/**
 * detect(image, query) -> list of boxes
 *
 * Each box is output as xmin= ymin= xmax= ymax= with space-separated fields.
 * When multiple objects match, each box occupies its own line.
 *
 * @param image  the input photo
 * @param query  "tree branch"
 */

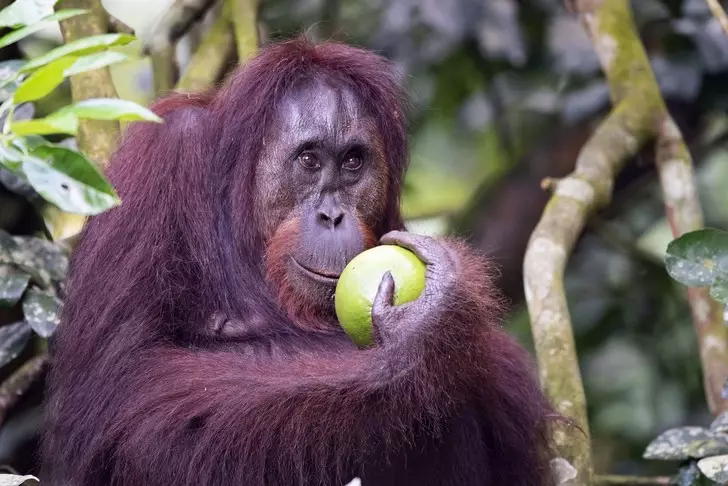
xmin=594 ymin=475 xmax=671 ymax=486
xmin=150 ymin=47 xmax=177 ymax=96
xmin=55 ymin=0 xmax=120 ymax=167
xmin=107 ymin=14 xmax=133 ymax=34
xmin=707 ymin=0 xmax=728 ymax=36
xmin=228 ymin=0 xmax=259 ymax=62
xmin=0 ymin=354 xmax=49 ymax=427
xmin=524 ymin=1 xmax=666 ymax=482
xmin=145 ymin=0 xmax=220 ymax=96
xmin=176 ymin=9 xmax=234 ymax=91
xmin=145 ymin=0 xmax=218 ymax=54
xmin=655 ymin=116 xmax=728 ymax=414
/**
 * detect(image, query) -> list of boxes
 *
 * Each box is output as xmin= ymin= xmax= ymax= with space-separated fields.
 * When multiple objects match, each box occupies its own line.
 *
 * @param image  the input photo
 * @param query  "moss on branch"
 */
xmin=228 ymin=0 xmax=259 ymax=63
xmin=151 ymin=47 xmax=177 ymax=96
xmin=176 ymin=12 xmax=235 ymax=91
xmin=594 ymin=475 xmax=671 ymax=486
xmin=523 ymin=1 xmax=671 ymax=483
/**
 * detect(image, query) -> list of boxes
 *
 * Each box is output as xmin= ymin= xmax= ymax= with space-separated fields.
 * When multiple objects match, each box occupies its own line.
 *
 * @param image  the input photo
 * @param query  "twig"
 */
xmin=0 ymin=354 xmax=49 ymax=427
xmin=707 ymin=0 xmax=728 ymax=36
xmin=524 ymin=1 xmax=665 ymax=483
xmin=176 ymin=9 xmax=234 ymax=91
xmin=228 ymin=0 xmax=259 ymax=63
xmin=594 ymin=475 xmax=671 ymax=486
xmin=55 ymin=0 xmax=120 ymax=168
xmin=655 ymin=116 xmax=728 ymax=414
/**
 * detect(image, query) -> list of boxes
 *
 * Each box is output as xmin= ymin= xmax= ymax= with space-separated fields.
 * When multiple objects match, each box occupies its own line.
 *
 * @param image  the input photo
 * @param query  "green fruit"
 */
xmin=334 ymin=244 xmax=426 ymax=348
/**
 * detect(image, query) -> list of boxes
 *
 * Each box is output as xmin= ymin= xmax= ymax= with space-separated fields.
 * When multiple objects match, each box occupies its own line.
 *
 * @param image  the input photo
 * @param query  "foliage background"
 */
xmin=1 ymin=0 xmax=728 ymax=482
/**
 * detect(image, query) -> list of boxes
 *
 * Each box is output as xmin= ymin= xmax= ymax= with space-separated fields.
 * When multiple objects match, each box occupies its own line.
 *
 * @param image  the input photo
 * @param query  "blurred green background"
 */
xmin=2 ymin=0 xmax=728 ymax=480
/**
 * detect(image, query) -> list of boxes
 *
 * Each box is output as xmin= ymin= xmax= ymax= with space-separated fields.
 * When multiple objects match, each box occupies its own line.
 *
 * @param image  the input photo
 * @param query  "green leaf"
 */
xmin=1 ymin=232 xmax=68 ymax=286
xmin=0 ymin=321 xmax=32 ymax=368
xmin=0 ymin=473 xmax=39 ymax=486
xmin=11 ymin=110 xmax=78 ymax=136
xmin=14 ymin=51 xmax=131 ymax=103
xmin=64 ymin=98 xmax=162 ymax=123
xmin=0 ymin=143 xmax=26 ymax=171
xmin=698 ymin=454 xmax=728 ymax=483
xmin=20 ymin=33 xmax=135 ymax=72
xmin=64 ymin=51 xmax=129 ymax=76
xmin=22 ymin=144 xmax=120 ymax=215
xmin=710 ymin=278 xmax=728 ymax=304
xmin=22 ymin=287 xmax=60 ymax=338
xmin=0 ymin=0 xmax=59 ymax=27
xmin=0 ymin=267 xmax=31 ymax=307
xmin=13 ymin=57 xmax=76 ymax=103
xmin=643 ymin=426 xmax=728 ymax=461
xmin=0 ymin=229 xmax=19 ymax=264
xmin=0 ymin=9 xmax=88 ymax=49
xmin=711 ymin=411 xmax=728 ymax=435
xmin=665 ymin=229 xmax=728 ymax=288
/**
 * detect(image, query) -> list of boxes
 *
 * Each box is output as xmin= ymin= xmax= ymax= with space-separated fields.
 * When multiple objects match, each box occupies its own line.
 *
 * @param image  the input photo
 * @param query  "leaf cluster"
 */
xmin=639 ymin=228 xmax=728 ymax=484
xmin=0 ymin=0 xmax=162 ymax=217
xmin=665 ymin=228 xmax=728 ymax=306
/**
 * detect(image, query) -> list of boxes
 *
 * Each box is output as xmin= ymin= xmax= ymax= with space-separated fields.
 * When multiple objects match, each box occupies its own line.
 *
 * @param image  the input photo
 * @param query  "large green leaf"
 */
xmin=0 ymin=267 xmax=30 ymax=307
xmin=2 ymin=233 xmax=68 ymax=286
xmin=0 ymin=0 xmax=58 ymax=27
xmin=643 ymin=426 xmax=728 ymax=460
xmin=0 ymin=473 xmax=39 ymax=486
xmin=11 ymin=96 xmax=160 ymax=135
xmin=14 ymin=51 xmax=131 ymax=103
xmin=13 ymin=56 xmax=77 ymax=103
xmin=64 ymin=98 xmax=162 ymax=123
xmin=11 ymin=109 xmax=78 ymax=135
xmin=20 ymin=33 xmax=135 ymax=72
xmin=698 ymin=454 xmax=728 ymax=483
xmin=64 ymin=50 xmax=129 ymax=76
xmin=22 ymin=287 xmax=60 ymax=338
xmin=0 ymin=321 xmax=32 ymax=368
xmin=22 ymin=144 xmax=120 ymax=215
xmin=0 ymin=143 xmax=26 ymax=171
xmin=665 ymin=229 xmax=728 ymax=287
xmin=710 ymin=278 xmax=728 ymax=304
xmin=0 ymin=9 xmax=88 ymax=49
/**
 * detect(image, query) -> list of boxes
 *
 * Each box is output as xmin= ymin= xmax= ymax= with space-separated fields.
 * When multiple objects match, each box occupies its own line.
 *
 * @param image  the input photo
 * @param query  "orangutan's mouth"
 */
xmin=290 ymin=257 xmax=340 ymax=284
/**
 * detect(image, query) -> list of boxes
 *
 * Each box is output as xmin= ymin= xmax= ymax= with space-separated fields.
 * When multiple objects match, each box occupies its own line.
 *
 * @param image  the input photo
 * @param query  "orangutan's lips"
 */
xmin=290 ymin=257 xmax=340 ymax=283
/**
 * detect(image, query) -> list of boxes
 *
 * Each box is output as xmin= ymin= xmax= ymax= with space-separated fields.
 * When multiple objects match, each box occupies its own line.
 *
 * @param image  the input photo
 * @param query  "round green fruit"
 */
xmin=334 ymin=244 xmax=426 ymax=348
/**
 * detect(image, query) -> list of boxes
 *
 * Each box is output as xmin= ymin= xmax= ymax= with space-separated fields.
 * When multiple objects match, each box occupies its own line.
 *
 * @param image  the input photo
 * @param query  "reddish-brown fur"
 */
xmin=265 ymin=217 xmax=377 ymax=331
xmin=41 ymin=38 xmax=557 ymax=485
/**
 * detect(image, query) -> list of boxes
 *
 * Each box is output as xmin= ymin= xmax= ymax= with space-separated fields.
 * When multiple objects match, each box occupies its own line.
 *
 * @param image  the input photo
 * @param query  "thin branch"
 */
xmin=0 ymin=354 xmax=49 ymax=427
xmin=707 ymin=0 xmax=728 ymax=36
xmin=55 ymin=0 xmax=120 ymax=168
xmin=228 ymin=0 xmax=259 ymax=62
xmin=145 ymin=0 xmax=220 ymax=96
xmin=594 ymin=475 xmax=671 ymax=486
xmin=150 ymin=47 xmax=177 ymax=96
xmin=176 ymin=10 xmax=234 ymax=91
xmin=144 ymin=0 xmax=219 ymax=54
xmin=655 ymin=116 xmax=728 ymax=414
xmin=107 ymin=14 xmax=133 ymax=34
xmin=524 ymin=1 xmax=666 ymax=482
